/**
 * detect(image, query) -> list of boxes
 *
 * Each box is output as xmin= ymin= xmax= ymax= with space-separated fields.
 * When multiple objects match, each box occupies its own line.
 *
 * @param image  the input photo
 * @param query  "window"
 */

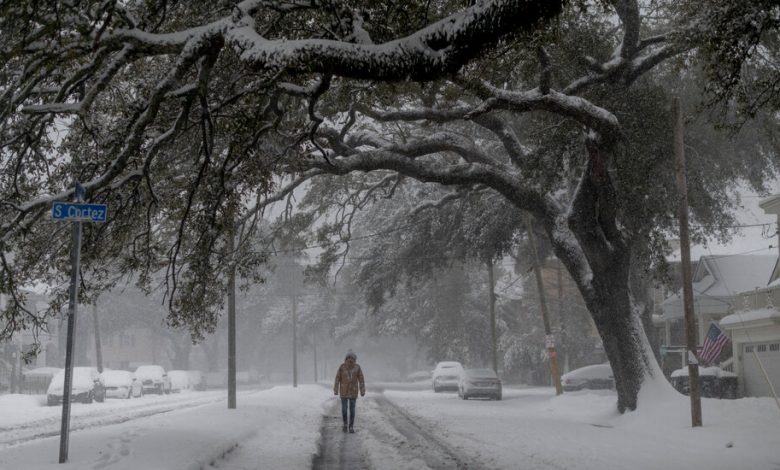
xmin=757 ymin=344 xmax=767 ymax=352
xmin=770 ymin=343 xmax=779 ymax=352
xmin=745 ymin=345 xmax=754 ymax=353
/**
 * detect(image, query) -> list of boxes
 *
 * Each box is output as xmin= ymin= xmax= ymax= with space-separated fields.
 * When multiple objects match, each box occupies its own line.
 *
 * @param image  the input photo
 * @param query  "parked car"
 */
xmin=670 ymin=366 xmax=738 ymax=399
xmin=432 ymin=361 xmax=463 ymax=392
xmin=187 ymin=370 xmax=206 ymax=391
xmin=47 ymin=367 xmax=105 ymax=405
xmin=168 ymin=370 xmax=190 ymax=393
xmin=101 ymin=370 xmax=143 ymax=399
xmin=133 ymin=365 xmax=171 ymax=395
xmin=561 ymin=363 xmax=614 ymax=392
xmin=458 ymin=368 xmax=502 ymax=400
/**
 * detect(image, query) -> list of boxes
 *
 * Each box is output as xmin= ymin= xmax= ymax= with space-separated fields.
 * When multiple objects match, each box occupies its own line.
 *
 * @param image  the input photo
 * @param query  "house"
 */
xmin=658 ymin=254 xmax=776 ymax=376
xmin=657 ymin=193 xmax=780 ymax=397
xmin=714 ymin=194 xmax=780 ymax=397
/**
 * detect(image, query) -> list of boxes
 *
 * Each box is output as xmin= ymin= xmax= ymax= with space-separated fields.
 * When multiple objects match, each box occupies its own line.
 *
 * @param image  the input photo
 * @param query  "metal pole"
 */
xmin=92 ymin=303 xmax=102 ymax=373
xmin=674 ymin=96 xmax=702 ymax=427
xmin=59 ymin=218 xmax=82 ymax=463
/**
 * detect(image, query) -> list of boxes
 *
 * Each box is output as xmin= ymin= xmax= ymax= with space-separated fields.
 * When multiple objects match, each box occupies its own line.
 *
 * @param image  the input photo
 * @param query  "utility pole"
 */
xmin=227 ymin=228 xmax=237 ymax=409
xmin=526 ymin=214 xmax=563 ymax=395
xmin=292 ymin=294 xmax=298 ymax=388
xmin=227 ymin=209 xmax=236 ymax=410
xmin=313 ymin=332 xmax=318 ymax=383
xmin=674 ymin=96 xmax=702 ymax=427
xmin=487 ymin=259 xmax=498 ymax=374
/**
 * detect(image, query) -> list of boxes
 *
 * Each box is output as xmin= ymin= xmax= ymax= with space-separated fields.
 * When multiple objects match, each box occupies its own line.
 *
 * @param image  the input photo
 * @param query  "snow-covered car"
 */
xmin=101 ymin=370 xmax=143 ymax=399
xmin=432 ymin=361 xmax=463 ymax=392
xmin=458 ymin=368 xmax=502 ymax=400
xmin=47 ymin=367 xmax=105 ymax=405
xmin=187 ymin=370 xmax=206 ymax=391
xmin=168 ymin=370 xmax=190 ymax=393
xmin=133 ymin=365 xmax=171 ymax=395
xmin=561 ymin=363 xmax=614 ymax=391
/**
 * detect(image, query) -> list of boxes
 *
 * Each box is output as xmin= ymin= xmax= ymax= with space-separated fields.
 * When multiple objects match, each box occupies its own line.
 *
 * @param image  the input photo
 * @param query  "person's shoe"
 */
xmin=342 ymin=424 xmax=347 ymax=433
xmin=349 ymin=427 xmax=355 ymax=433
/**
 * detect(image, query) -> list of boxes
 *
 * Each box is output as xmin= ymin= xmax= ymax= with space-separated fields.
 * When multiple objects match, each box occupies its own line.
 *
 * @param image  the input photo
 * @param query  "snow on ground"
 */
xmin=0 ymin=385 xmax=329 ymax=470
xmin=1 ymin=382 xmax=779 ymax=469
xmin=383 ymin=385 xmax=780 ymax=470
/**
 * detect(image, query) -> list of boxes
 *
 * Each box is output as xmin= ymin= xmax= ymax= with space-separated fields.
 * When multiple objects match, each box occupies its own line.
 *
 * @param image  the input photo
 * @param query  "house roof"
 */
xmin=720 ymin=307 xmax=780 ymax=329
xmin=661 ymin=254 xmax=777 ymax=320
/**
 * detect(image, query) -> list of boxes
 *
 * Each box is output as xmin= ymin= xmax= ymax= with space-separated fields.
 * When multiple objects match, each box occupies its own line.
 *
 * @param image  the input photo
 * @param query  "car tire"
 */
xmin=495 ymin=393 xmax=502 ymax=401
xmin=127 ymin=389 xmax=132 ymax=399
xmin=156 ymin=384 xmax=163 ymax=395
xmin=83 ymin=393 xmax=93 ymax=404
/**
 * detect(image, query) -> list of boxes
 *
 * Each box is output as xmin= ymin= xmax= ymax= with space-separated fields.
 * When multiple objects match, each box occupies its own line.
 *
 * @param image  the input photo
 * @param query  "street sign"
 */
xmin=51 ymin=202 xmax=107 ymax=223
xmin=51 ymin=183 xmax=108 ymax=463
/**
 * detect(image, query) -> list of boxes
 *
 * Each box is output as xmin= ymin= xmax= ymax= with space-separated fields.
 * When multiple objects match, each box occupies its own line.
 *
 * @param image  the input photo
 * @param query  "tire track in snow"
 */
xmin=313 ymin=391 xmax=485 ymax=470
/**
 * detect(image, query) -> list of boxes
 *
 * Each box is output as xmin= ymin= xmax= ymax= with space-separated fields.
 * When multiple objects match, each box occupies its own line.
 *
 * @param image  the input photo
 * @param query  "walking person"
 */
xmin=333 ymin=349 xmax=365 ymax=433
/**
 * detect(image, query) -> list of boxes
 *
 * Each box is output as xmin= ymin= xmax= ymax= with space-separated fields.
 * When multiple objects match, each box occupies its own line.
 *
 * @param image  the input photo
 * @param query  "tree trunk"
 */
xmin=555 ymin=242 xmax=646 ymax=412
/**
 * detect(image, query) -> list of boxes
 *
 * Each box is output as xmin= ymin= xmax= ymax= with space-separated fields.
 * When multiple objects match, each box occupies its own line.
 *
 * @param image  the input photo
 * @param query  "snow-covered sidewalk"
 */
xmin=0 ymin=385 xmax=331 ymax=470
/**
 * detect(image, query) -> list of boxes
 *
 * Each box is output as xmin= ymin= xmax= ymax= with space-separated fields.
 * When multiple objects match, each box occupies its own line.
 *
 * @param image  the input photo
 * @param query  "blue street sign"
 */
xmin=51 ymin=202 xmax=108 ymax=222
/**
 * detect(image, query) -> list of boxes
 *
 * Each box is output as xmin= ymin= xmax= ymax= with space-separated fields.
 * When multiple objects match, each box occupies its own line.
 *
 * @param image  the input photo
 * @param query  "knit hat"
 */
xmin=345 ymin=349 xmax=357 ymax=360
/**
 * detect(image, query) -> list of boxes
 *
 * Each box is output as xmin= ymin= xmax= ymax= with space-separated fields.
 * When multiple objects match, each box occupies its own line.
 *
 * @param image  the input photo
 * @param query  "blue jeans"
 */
xmin=341 ymin=397 xmax=356 ymax=427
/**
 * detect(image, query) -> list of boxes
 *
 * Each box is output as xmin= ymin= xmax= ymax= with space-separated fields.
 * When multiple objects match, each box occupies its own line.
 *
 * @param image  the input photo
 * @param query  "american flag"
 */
xmin=699 ymin=323 xmax=730 ymax=365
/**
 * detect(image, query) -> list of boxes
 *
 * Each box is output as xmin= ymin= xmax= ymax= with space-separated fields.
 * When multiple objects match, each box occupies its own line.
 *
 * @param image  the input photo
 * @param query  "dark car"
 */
xmin=561 ymin=363 xmax=614 ymax=392
xmin=458 ymin=368 xmax=502 ymax=400
xmin=670 ymin=366 xmax=738 ymax=399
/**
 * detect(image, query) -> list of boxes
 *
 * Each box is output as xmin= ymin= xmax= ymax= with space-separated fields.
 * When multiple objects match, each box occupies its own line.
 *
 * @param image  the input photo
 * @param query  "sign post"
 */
xmin=52 ymin=183 xmax=107 ymax=463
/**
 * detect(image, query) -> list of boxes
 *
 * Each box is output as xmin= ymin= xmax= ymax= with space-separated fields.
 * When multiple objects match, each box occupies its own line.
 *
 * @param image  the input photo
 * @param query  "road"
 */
xmin=313 ymin=386 xmax=483 ymax=470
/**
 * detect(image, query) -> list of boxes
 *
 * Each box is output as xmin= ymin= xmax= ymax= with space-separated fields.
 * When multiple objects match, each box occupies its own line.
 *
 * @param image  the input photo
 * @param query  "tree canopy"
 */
xmin=0 ymin=0 xmax=778 ymax=412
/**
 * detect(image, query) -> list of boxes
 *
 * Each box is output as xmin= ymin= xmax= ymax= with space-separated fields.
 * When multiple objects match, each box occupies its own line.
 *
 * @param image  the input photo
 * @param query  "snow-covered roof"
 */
xmin=719 ymin=307 xmax=780 ymax=329
xmin=661 ymin=254 xmax=776 ymax=320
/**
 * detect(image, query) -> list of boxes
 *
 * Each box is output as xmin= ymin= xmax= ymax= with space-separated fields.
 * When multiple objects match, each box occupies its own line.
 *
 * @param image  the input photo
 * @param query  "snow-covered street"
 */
xmin=1 ymin=381 xmax=778 ymax=470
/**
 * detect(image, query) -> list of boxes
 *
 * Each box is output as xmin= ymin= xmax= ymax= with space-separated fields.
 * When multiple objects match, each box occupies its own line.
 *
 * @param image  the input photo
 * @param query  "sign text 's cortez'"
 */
xmin=51 ymin=202 xmax=108 ymax=222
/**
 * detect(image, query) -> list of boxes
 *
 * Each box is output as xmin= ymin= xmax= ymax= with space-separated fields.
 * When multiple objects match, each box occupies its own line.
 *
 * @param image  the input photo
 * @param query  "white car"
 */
xmin=168 ymin=370 xmax=190 ymax=393
xmin=133 ymin=365 xmax=171 ymax=395
xmin=187 ymin=370 xmax=206 ymax=391
xmin=432 ymin=361 xmax=463 ymax=392
xmin=47 ymin=367 xmax=105 ymax=405
xmin=561 ymin=363 xmax=614 ymax=391
xmin=101 ymin=370 xmax=143 ymax=399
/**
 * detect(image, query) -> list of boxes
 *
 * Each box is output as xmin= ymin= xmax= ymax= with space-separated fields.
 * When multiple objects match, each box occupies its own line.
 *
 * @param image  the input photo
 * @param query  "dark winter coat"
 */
xmin=334 ymin=361 xmax=365 ymax=398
